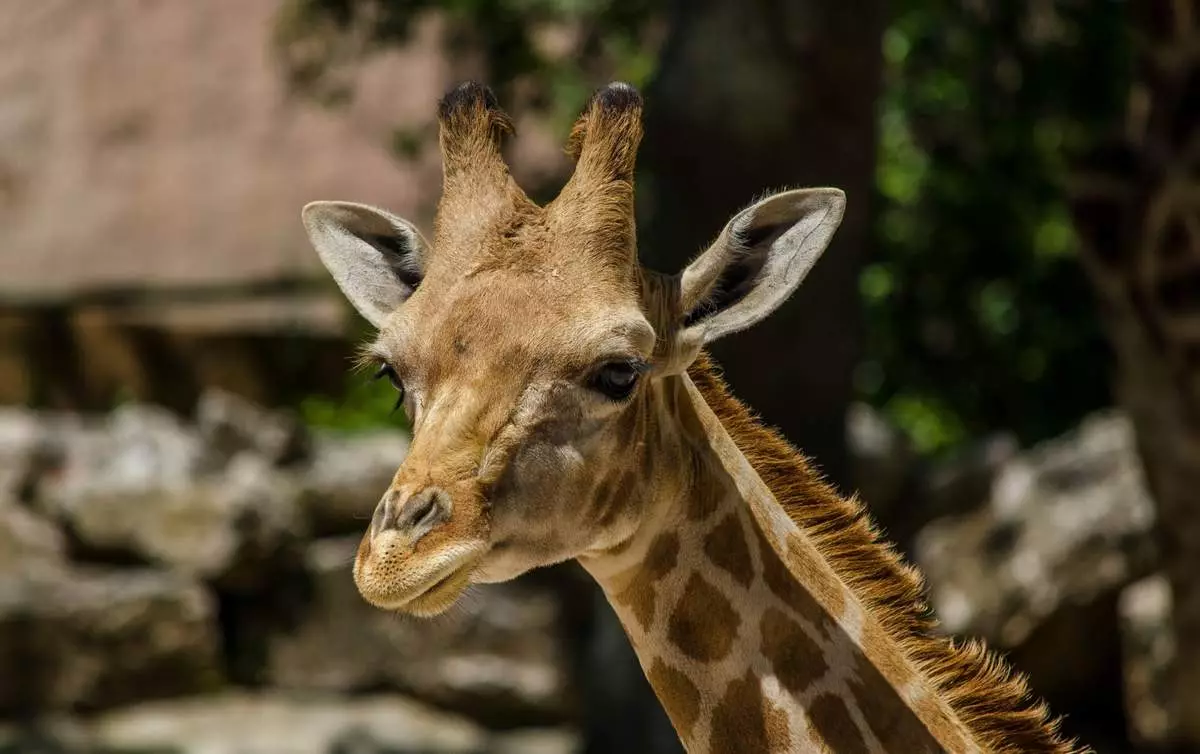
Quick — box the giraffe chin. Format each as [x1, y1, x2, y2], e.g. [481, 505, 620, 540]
[399, 567, 472, 617]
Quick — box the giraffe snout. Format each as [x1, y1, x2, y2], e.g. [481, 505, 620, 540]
[371, 486, 453, 545]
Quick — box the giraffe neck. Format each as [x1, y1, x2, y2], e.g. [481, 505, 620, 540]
[579, 369, 971, 753]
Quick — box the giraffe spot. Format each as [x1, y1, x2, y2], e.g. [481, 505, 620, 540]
[686, 462, 723, 521]
[592, 469, 636, 530]
[709, 671, 791, 754]
[647, 659, 701, 736]
[645, 531, 680, 577]
[704, 512, 755, 586]
[860, 621, 913, 688]
[612, 532, 679, 629]
[807, 693, 869, 754]
[850, 675, 945, 752]
[785, 533, 846, 617]
[613, 576, 657, 629]
[668, 573, 739, 662]
[850, 644, 946, 751]
[760, 537, 835, 639]
[760, 607, 827, 694]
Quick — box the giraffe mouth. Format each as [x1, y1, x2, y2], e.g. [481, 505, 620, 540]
[387, 553, 484, 617]
[355, 537, 488, 617]
[401, 564, 473, 617]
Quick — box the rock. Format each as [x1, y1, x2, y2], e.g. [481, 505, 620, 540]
[85, 692, 487, 754]
[916, 411, 1155, 644]
[266, 537, 571, 727]
[0, 717, 92, 754]
[0, 701, 577, 754]
[0, 499, 65, 578]
[39, 404, 305, 588]
[848, 403, 1018, 546]
[914, 411, 1156, 735]
[0, 408, 61, 502]
[297, 431, 410, 536]
[0, 567, 221, 715]
[491, 728, 580, 754]
[1119, 573, 1176, 747]
[196, 389, 309, 467]
[847, 402, 916, 522]
[918, 432, 1018, 523]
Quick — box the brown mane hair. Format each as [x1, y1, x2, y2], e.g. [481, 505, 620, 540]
[686, 351, 1086, 754]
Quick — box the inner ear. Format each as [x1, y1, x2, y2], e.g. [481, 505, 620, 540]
[683, 223, 783, 327]
[302, 200, 430, 328]
[675, 187, 846, 347]
[362, 232, 423, 291]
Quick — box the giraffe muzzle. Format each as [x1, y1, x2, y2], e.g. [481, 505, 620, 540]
[371, 486, 453, 545]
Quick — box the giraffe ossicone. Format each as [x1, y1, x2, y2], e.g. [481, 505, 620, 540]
[301, 81, 1085, 753]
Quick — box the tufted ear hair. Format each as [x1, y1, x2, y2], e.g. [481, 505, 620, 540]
[674, 188, 846, 351]
[301, 201, 429, 328]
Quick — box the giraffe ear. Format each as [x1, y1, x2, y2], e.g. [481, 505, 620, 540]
[301, 201, 429, 328]
[677, 188, 845, 345]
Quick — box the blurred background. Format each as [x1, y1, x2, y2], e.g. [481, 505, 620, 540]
[0, 0, 1193, 752]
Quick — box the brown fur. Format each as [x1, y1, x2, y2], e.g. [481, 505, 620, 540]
[808, 693, 871, 754]
[648, 659, 704, 735]
[759, 607, 828, 693]
[551, 84, 644, 266]
[687, 352, 1088, 754]
[704, 511, 755, 586]
[709, 670, 794, 753]
[436, 82, 515, 183]
[613, 531, 680, 629]
[668, 573, 741, 662]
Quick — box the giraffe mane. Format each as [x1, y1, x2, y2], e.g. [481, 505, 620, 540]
[687, 352, 1088, 754]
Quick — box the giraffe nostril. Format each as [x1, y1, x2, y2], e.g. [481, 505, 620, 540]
[406, 494, 438, 530]
[375, 486, 452, 544]
[371, 489, 399, 536]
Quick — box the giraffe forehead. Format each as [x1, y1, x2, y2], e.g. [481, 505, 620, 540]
[387, 273, 654, 369]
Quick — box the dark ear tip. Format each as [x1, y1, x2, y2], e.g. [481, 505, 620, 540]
[591, 81, 642, 113]
[438, 81, 500, 120]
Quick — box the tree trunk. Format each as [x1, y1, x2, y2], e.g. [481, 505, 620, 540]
[639, 0, 886, 489]
[1068, 1, 1200, 745]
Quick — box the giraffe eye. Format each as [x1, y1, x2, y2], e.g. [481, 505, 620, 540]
[373, 364, 406, 412]
[590, 359, 646, 401]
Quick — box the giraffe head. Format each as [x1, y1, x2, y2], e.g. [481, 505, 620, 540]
[302, 82, 845, 616]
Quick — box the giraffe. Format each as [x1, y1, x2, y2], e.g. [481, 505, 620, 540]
[301, 81, 1081, 753]
[1067, 1, 1200, 745]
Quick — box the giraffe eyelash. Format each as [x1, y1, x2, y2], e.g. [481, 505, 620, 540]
[372, 363, 406, 413]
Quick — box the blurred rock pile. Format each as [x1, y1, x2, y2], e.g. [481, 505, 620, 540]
[852, 407, 1166, 750]
[0, 392, 577, 754]
[0, 394, 1171, 753]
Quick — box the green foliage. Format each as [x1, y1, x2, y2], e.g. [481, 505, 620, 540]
[296, 299, 411, 431]
[300, 365, 411, 431]
[865, 0, 1131, 453]
[390, 125, 427, 161]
